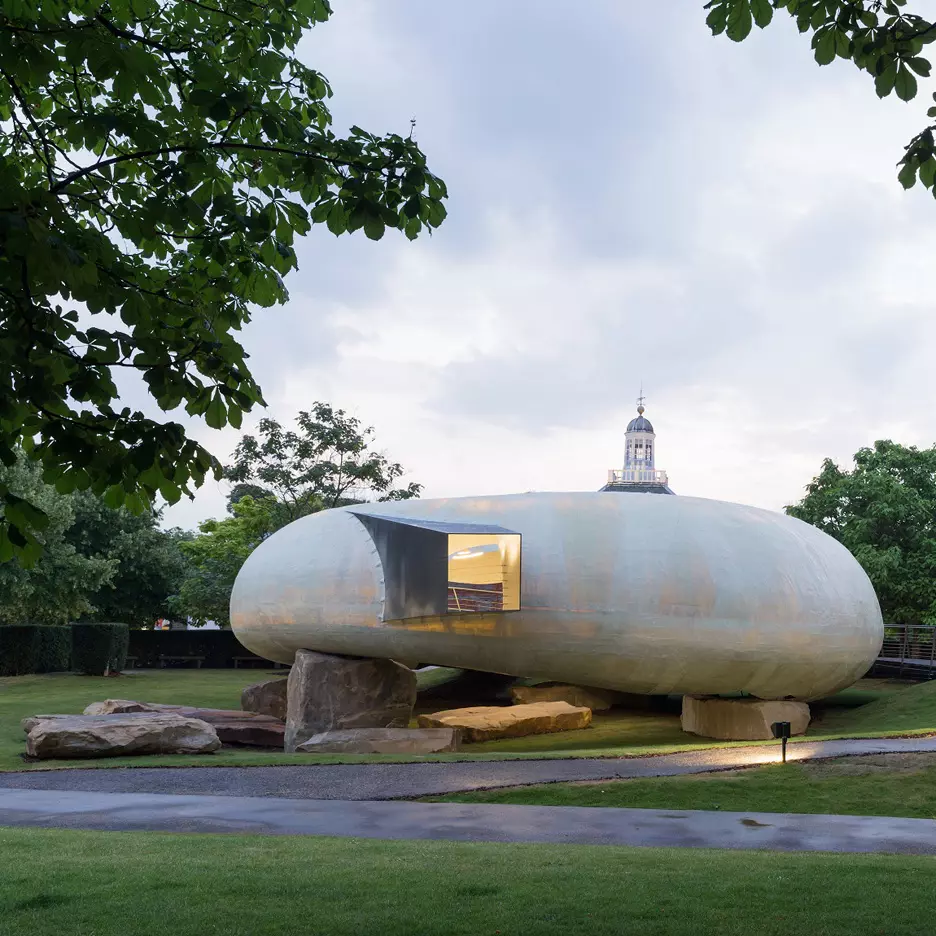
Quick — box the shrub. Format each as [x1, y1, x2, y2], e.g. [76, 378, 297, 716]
[71, 622, 129, 675]
[35, 627, 71, 673]
[0, 625, 70, 676]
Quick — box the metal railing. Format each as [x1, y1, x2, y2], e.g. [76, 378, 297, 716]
[871, 625, 936, 679]
[606, 468, 669, 485]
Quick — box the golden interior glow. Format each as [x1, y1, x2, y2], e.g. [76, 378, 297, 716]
[447, 533, 520, 612]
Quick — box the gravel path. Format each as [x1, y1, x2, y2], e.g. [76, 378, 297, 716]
[2, 737, 935, 801]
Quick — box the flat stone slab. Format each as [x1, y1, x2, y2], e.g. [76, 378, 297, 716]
[510, 684, 620, 711]
[681, 696, 810, 741]
[78, 701, 284, 747]
[418, 701, 591, 742]
[296, 728, 461, 754]
[4, 788, 936, 853]
[25, 714, 220, 760]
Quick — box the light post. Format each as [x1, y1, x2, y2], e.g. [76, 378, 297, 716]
[771, 721, 791, 763]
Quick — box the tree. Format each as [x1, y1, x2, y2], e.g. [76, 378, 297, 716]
[171, 494, 278, 627]
[703, 2, 936, 196]
[225, 403, 422, 525]
[65, 491, 191, 627]
[0, 454, 113, 624]
[786, 440, 936, 625]
[0, 0, 446, 559]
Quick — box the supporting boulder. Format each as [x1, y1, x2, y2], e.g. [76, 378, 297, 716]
[418, 701, 592, 742]
[285, 650, 417, 752]
[25, 714, 220, 759]
[241, 678, 288, 720]
[296, 727, 461, 754]
[681, 695, 810, 741]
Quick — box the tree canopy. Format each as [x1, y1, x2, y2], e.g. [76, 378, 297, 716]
[65, 491, 190, 627]
[0, 454, 114, 624]
[786, 440, 936, 625]
[704, 1, 936, 195]
[0, 0, 446, 560]
[225, 403, 422, 524]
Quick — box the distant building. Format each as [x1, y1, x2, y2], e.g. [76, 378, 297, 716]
[600, 395, 674, 494]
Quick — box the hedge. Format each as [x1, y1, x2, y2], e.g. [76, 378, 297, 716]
[71, 622, 129, 675]
[0, 625, 71, 677]
[128, 629, 275, 668]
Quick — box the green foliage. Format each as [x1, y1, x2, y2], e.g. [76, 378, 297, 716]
[225, 403, 422, 522]
[786, 440, 936, 624]
[0, 1, 446, 558]
[70, 621, 129, 675]
[0, 624, 70, 676]
[65, 491, 191, 627]
[0, 454, 113, 625]
[703, 1, 936, 195]
[171, 495, 277, 627]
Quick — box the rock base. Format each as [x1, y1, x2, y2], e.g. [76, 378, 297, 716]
[25, 714, 221, 759]
[418, 701, 592, 742]
[681, 695, 810, 741]
[285, 650, 417, 752]
[241, 678, 288, 720]
[296, 727, 461, 754]
[510, 684, 620, 711]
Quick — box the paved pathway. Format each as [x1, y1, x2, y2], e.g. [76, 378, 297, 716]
[2, 737, 935, 800]
[3, 787, 936, 854]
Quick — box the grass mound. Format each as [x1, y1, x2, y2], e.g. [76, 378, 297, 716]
[816, 678, 936, 734]
[430, 752, 936, 817]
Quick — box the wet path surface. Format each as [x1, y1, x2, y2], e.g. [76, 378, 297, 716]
[2, 737, 936, 801]
[3, 787, 936, 853]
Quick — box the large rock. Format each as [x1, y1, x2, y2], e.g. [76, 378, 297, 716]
[510, 684, 620, 711]
[25, 714, 221, 759]
[296, 727, 461, 754]
[681, 695, 811, 741]
[285, 650, 417, 752]
[80, 700, 284, 747]
[241, 678, 288, 720]
[418, 701, 592, 742]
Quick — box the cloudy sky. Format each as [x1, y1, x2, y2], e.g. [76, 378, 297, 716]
[163, 1, 936, 531]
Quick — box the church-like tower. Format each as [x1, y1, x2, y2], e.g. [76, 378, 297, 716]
[601, 396, 674, 494]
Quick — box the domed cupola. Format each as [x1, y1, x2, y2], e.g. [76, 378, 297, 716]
[601, 395, 674, 494]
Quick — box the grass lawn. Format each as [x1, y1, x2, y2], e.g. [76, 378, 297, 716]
[0, 670, 932, 771]
[2, 827, 935, 936]
[430, 752, 936, 818]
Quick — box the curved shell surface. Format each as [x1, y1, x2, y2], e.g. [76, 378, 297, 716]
[230, 492, 883, 700]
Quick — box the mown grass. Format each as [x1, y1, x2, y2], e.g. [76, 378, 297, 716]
[430, 752, 936, 818]
[0, 670, 930, 772]
[1, 827, 935, 936]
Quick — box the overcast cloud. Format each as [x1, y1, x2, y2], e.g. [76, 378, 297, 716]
[162, 1, 936, 530]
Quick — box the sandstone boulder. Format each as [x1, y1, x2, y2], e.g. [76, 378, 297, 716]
[418, 701, 592, 742]
[681, 695, 811, 741]
[510, 684, 620, 711]
[79, 701, 284, 747]
[25, 713, 221, 759]
[295, 727, 461, 754]
[285, 650, 417, 752]
[241, 678, 288, 720]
